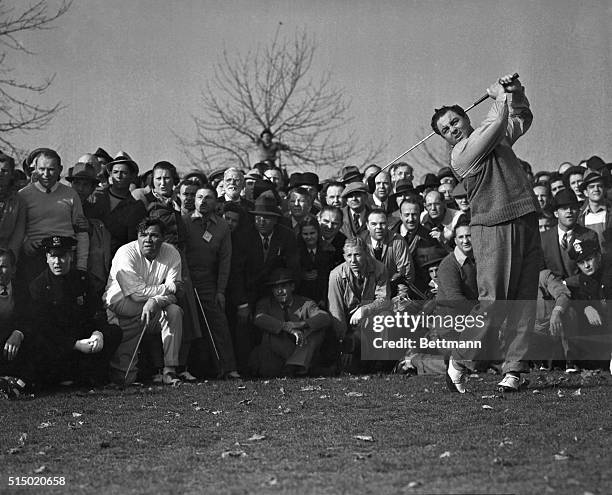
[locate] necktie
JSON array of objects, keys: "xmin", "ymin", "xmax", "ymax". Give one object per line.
[
  {"xmin": 373, "ymin": 243, "xmax": 383, "ymax": 261},
  {"xmin": 309, "ymin": 249, "xmax": 316, "ymax": 263},
  {"xmin": 263, "ymin": 236, "xmax": 270, "ymax": 251},
  {"xmin": 353, "ymin": 212, "xmax": 360, "ymax": 230},
  {"xmin": 282, "ymin": 304, "xmax": 291, "ymax": 322},
  {"xmin": 561, "ymin": 232, "xmax": 568, "ymax": 250}
]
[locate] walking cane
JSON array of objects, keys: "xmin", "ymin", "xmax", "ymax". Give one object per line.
[
  {"xmin": 193, "ymin": 288, "xmax": 221, "ymax": 363},
  {"xmin": 124, "ymin": 321, "xmax": 149, "ymax": 386},
  {"xmin": 379, "ymin": 73, "xmax": 519, "ymax": 173}
]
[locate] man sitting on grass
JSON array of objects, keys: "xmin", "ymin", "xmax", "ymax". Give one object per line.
[{"xmin": 249, "ymin": 268, "xmax": 331, "ymax": 377}]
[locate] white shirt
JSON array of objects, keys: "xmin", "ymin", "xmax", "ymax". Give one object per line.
[{"xmin": 103, "ymin": 240, "xmax": 182, "ymax": 320}]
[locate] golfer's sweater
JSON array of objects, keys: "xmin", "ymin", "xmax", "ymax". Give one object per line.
[
  {"xmin": 450, "ymin": 91, "xmax": 539, "ymax": 226},
  {"xmin": 18, "ymin": 182, "xmax": 89, "ymax": 270}
]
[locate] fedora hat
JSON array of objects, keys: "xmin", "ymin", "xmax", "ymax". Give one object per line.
[
  {"xmin": 341, "ymin": 181, "xmax": 368, "ymax": 198},
  {"xmin": 265, "ymin": 267, "xmax": 295, "ymax": 286},
  {"xmin": 296, "ymin": 172, "xmax": 320, "ymax": 190},
  {"xmin": 579, "ymin": 169, "xmax": 610, "ymax": 191},
  {"xmin": 389, "ymin": 179, "xmax": 416, "ymax": 202},
  {"xmin": 551, "ymin": 188, "xmax": 581, "ymax": 210},
  {"xmin": 339, "ymin": 165, "xmax": 363, "ymax": 184},
  {"xmin": 415, "ymin": 173, "xmax": 440, "ymax": 193},
  {"xmin": 437, "ymin": 167, "xmax": 455, "ymax": 180},
  {"xmin": 249, "ymin": 194, "xmax": 282, "ymax": 217},
  {"xmin": 105, "ymin": 152, "xmax": 139, "ymax": 176},
  {"xmin": 65, "ymin": 162, "xmax": 98, "ymax": 183}
]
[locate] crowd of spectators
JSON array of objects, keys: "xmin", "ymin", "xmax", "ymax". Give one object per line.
[{"xmin": 0, "ymin": 140, "xmax": 610, "ymax": 399}]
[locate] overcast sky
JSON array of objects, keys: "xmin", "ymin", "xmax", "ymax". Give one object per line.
[{"xmin": 9, "ymin": 0, "xmax": 611, "ymax": 180}]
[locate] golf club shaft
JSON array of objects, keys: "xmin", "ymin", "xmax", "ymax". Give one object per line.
[
  {"xmin": 381, "ymin": 73, "xmax": 519, "ymax": 172},
  {"xmin": 124, "ymin": 321, "xmax": 149, "ymax": 385},
  {"xmin": 194, "ymin": 288, "xmax": 221, "ymax": 363}
]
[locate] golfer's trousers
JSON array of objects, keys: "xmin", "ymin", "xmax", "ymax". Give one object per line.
[{"xmin": 454, "ymin": 213, "xmax": 542, "ymax": 375}]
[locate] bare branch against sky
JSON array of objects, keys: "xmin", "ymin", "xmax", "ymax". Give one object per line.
[
  {"xmin": 0, "ymin": 0, "xmax": 71, "ymax": 157},
  {"xmin": 178, "ymin": 28, "xmax": 384, "ymax": 173}
]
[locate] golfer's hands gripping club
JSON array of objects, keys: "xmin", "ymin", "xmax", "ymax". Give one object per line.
[{"xmin": 487, "ymin": 73, "xmax": 521, "ymax": 99}]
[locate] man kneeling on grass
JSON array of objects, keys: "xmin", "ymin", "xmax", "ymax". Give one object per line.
[
  {"xmin": 249, "ymin": 268, "xmax": 331, "ymax": 377},
  {"xmin": 103, "ymin": 218, "xmax": 184, "ymax": 385},
  {"xmin": 1, "ymin": 237, "xmax": 121, "ymax": 396}
]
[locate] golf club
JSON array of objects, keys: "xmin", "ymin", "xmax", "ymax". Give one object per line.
[
  {"xmin": 193, "ymin": 288, "xmax": 221, "ymax": 363},
  {"xmin": 380, "ymin": 73, "xmax": 519, "ymax": 172}
]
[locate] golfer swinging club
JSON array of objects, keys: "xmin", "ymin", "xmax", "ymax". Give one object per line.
[{"xmin": 430, "ymin": 73, "xmax": 541, "ymax": 393}]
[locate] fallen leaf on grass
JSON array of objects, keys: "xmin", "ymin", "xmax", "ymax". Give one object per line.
[
  {"xmin": 439, "ymin": 451, "xmax": 451, "ymax": 458},
  {"xmin": 212, "ymin": 410, "xmax": 222, "ymax": 415},
  {"xmin": 238, "ymin": 398, "xmax": 252, "ymax": 405},
  {"xmin": 67, "ymin": 421, "xmax": 84, "ymax": 429},
  {"xmin": 18, "ymin": 433, "xmax": 27, "ymax": 446},
  {"xmin": 237, "ymin": 385, "xmax": 246, "ymax": 390},
  {"xmin": 319, "ymin": 395, "xmax": 329, "ymax": 399},
  {"xmin": 482, "ymin": 405, "xmax": 493, "ymax": 410},
  {"xmin": 266, "ymin": 477, "xmax": 278, "ymax": 486},
  {"xmin": 557, "ymin": 390, "xmax": 565, "ymax": 398},
  {"xmin": 499, "ymin": 439, "xmax": 513, "ymax": 447},
  {"xmin": 554, "ymin": 453, "xmax": 570, "ymax": 461},
  {"xmin": 9, "ymin": 448, "xmax": 21, "ymax": 454},
  {"xmin": 393, "ymin": 393, "xmax": 405, "ymax": 398},
  {"xmin": 72, "ymin": 412, "xmax": 82, "ymax": 418},
  {"xmin": 37, "ymin": 422, "xmax": 54, "ymax": 429},
  {"xmin": 572, "ymin": 388, "xmax": 581, "ymax": 396},
  {"xmin": 246, "ymin": 434, "xmax": 266, "ymax": 442},
  {"xmin": 532, "ymin": 389, "xmax": 541, "ymax": 394},
  {"xmin": 345, "ymin": 392, "xmax": 364, "ymax": 397},
  {"xmin": 34, "ymin": 466, "xmax": 47, "ymax": 473},
  {"xmin": 354, "ymin": 435, "xmax": 374, "ymax": 442},
  {"xmin": 221, "ymin": 450, "xmax": 247, "ymax": 459},
  {"xmin": 481, "ymin": 394, "xmax": 496, "ymax": 399},
  {"xmin": 279, "ymin": 387, "xmax": 285, "ymax": 395},
  {"xmin": 300, "ymin": 385, "xmax": 322, "ymax": 392},
  {"xmin": 405, "ymin": 481, "xmax": 422, "ymax": 489}
]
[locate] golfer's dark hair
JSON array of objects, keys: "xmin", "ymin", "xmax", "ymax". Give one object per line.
[
  {"xmin": 431, "ymin": 105, "xmax": 468, "ymax": 135},
  {"xmin": 533, "ymin": 181, "xmax": 551, "ymax": 195},
  {"xmin": 0, "ymin": 247, "xmax": 16, "ymax": 267},
  {"xmin": 137, "ymin": 217, "xmax": 166, "ymax": 236},
  {"xmin": 319, "ymin": 205, "xmax": 344, "ymax": 222}
]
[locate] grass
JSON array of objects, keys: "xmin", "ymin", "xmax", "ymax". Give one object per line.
[{"xmin": 1, "ymin": 370, "xmax": 611, "ymax": 495}]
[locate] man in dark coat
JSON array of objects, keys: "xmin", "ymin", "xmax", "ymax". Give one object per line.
[{"xmin": 27, "ymin": 236, "xmax": 121, "ymax": 387}]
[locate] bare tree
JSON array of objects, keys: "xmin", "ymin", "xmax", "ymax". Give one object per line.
[
  {"xmin": 179, "ymin": 29, "xmax": 384, "ymax": 172},
  {"xmin": 0, "ymin": 0, "xmax": 71, "ymax": 156}
]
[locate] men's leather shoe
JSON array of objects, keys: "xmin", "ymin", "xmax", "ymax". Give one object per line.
[
  {"xmin": 497, "ymin": 373, "xmax": 520, "ymax": 392},
  {"xmin": 446, "ymin": 357, "xmax": 468, "ymax": 393}
]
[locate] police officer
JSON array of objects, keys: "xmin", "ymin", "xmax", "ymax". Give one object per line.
[{"xmin": 28, "ymin": 236, "xmax": 121, "ymax": 387}]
